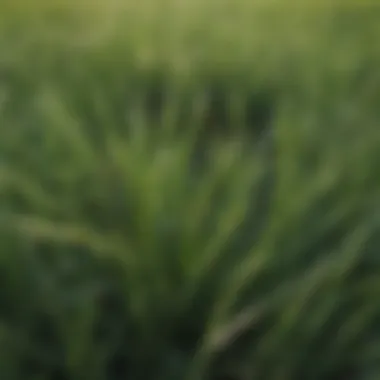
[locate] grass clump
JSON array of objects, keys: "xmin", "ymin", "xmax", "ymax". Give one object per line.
[{"xmin": 1, "ymin": 1, "xmax": 380, "ymax": 379}]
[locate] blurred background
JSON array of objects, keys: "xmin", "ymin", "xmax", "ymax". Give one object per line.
[{"xmin": 0, "ymin": 1, "xmax": 380, "ymax": 379}]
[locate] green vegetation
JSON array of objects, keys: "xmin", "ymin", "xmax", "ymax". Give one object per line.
[{"xmin": 1, "ymin": 1, "xmax": 380, "ymax": 379}]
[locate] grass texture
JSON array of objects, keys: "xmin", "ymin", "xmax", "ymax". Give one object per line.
[{"xmin": 1, "ymin": 1, "xmax": 380, "ymax": 379}]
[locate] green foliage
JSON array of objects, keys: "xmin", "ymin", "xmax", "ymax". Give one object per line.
[{"xmin": 1, "ymin": 1, "xmax": 380, "ymax": 379}]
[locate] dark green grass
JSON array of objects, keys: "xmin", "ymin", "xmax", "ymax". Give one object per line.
[{"xmin": 1, "ymin": 1, "xmax": 380, "ymax": 379}]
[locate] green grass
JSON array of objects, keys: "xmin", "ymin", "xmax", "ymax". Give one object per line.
[{"xmin": 1, "ymin": 1, "xmax": 380, "ymax": 379}]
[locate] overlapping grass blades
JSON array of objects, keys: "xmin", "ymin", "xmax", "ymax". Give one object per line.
[{"xmin": 1, "ymin": 1, "xmax": 380, "ymax": 379}]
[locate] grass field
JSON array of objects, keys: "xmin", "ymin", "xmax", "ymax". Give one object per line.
[{"xmin": 1, "ymin": 1, "xmax": 380, "ymax": 379}]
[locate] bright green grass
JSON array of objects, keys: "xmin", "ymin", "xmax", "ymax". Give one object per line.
[{"xmin": 1, "ymin": 1, "xmax": 380, "ymax": 379}]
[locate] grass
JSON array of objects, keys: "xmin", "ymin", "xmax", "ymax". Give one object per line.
[{"xmin": 0, "ymin": 1, "xmax": 380, "ymax": 379}]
